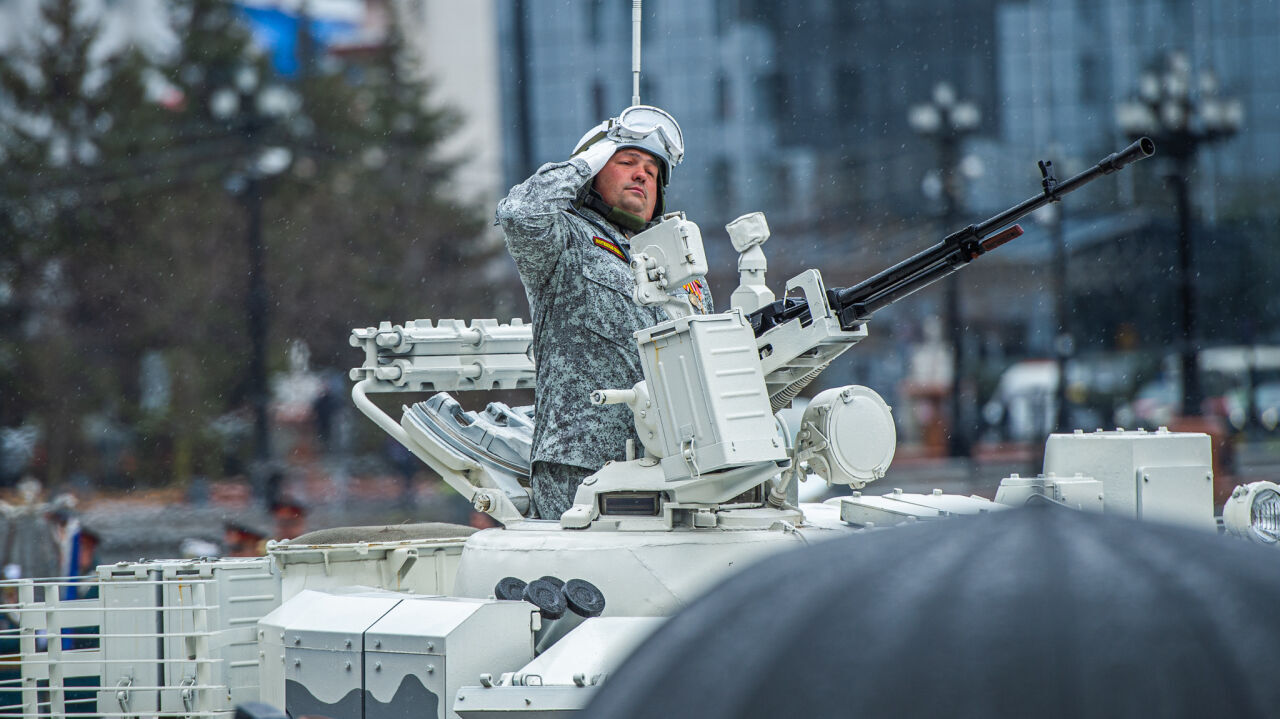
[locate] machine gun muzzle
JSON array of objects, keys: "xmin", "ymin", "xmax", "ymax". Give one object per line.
[
  {"xmin": 748, "ymin": 139, "xmax": 1156, "ymax": 335},
  {"xmin": 1096, "ymin": 137, "xmax": 1156, "ymax": 174}
]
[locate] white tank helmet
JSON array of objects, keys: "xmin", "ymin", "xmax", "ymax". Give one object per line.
[{"xmin": 572, "ymin": 105, "xmax": 685, "ymax": 218}]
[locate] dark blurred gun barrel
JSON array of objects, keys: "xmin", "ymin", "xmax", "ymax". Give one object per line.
[
  {"xmin": 1048, "ymin": 137, "xmax": 1155, "ymax": 199},
  {"xmin": 969, "ymin": 136, "xmax": 1154, "ymax": 243}
]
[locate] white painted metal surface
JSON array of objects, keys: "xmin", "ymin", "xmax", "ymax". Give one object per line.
[
  {"xmin": 270, "ymin": 535, "xmax": 468, "ymax": 599},
  {"xmin": 727, "ymin": 212, "xmax": 775, "ymax": 314},
  {"xmin": 633, "ymin": 312, "xmax": 787, "ymax": 479},
  {"xmin": 1042, "ymin": 428, "xmax": 1215, "ymax": 531},
  {"xmin": 995, "ymin": 474, "xmax": 1106, "ymax": 512},
  {"xmin": 274, "ymin": 589, "xmax": 401, "ymax": 712},
  {"xmin": 367, "ymin": 595, "xmax": 535, "ymax": 719},
  {"xmin": 451, "ymin": 524, "xmax": 824, "ymax": 617},
  {"xmin": 840, "ymin": 489, "xmax": 1006, "ymax": 527},
  {"xmin": 628, "ymin": 214, "xmax": 708, "ymax": 320},
  {"xmin": 796, "ymin": 385, "xmax": 896, "ymax": 487},
  {"xmin": 453, "ymin": 617, "xmax": 664, "ymax": 718},
  {"xmin": 0, "ymin": 557, "xmax": 279, "ymax": 719}
]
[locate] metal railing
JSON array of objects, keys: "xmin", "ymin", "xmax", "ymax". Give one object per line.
[{"xmin": 0, "ymin": 558, "xmax": 280, "ymax": 719}]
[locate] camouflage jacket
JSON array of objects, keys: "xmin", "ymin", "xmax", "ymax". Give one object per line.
[{"xmin": 497, "ymin": 159, "xmax": 711, "ymax": 470}]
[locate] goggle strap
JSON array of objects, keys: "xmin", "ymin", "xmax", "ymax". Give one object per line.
[{"xmin": 575, "ymin": 129, "xmax": 609, "ymax": 156}]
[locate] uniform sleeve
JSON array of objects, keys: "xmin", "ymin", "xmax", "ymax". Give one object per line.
[{"xmin": 496, "ymin": 159, "xmax": 594, "ymax": 295}]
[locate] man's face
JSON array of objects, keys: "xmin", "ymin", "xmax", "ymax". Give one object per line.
[{"xmin": 593, "ymin": 148, "xmax": 661, "ymax": 222}]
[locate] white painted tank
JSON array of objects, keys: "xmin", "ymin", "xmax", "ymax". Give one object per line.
[{"xmin": 452, "ymin": 520, "xmax": 820, "ymax": 615}]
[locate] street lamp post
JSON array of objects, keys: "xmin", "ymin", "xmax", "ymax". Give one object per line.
[
  {"xmin": 1117, "ymin": 51, "xmax": 1243, "ymax": 417},
  {"xmin": 211, "ymin": 67, "xmax": 297, "ymax": 497},
  {"xmin": 1037, "ymin": 200, "xmax": 1073, "ymax": 434},
  {"xmin": 909, "ymin": 82, "xmax": 982, "ymax": 458}
]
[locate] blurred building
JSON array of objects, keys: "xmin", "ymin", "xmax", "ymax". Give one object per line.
[
  {"xmin": 495, "ymin": 0, "xmax": 1005, "ymax": 231},
  {"xmin": 396, "ymin": 0, "xmax": 504, "ymax": 209},
  {"xmin": 768, "ymin": 1, "xmax": 1002, "ymax": 222},
  {"xmin": 990, "ymin": 0, "xmax": 1279, "ymax": 221},
  {"xmin": 497, "ymin": 0, "xmax": 793, "ymax": 234},
  {"xmin": 980, "ymin": 0, "xmax": 1279, "ymax": 354}
]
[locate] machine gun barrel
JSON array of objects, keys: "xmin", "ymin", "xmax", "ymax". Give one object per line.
[
  {"xmin": 964, "ymin": 137, "xmax": 1155, "ymax": 242},
  {"xmin": 829, "ymin": 223, "xmax": 1025, "ymax": 327},
  {"xmin": 748, "ymin": 138, "xmax": 1155, "ymax": 335}
]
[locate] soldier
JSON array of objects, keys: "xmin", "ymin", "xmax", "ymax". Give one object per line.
[
  {"xmin": 223, "ymin": 520, "xmax": 266, "ymax": 557},
  {"xmin": 270, "ymin": 497, "xmax": 307, "ymax": 540},
  {"xmin": 497, "ymin": 105, "xmax": 710, "ymax": 519}
]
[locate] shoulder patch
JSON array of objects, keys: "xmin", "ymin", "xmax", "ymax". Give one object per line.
[{"xmin": 592, "ymin": 235, "xmax": 627, "ymax": 261}]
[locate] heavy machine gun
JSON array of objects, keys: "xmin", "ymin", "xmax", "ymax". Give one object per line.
[{"xmin": 749, "ymin": 137, "xmax": 1155, "ymax": 336}]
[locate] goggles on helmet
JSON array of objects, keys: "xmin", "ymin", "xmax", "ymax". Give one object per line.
[
  {"xmin": 572, "ymin": 105, "xmax": 685, "ymax": 186},
  {"xmin": 612, "ymin": 105, "xmax": 685, "ymax": 167}
]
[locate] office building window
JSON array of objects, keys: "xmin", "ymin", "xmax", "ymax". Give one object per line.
[
  {"xmin": 592, "ymin": 80, "xmax": 606, "ymax": 119},
  {"xmin": 1079, "ymin": 54, "xmax": 1102, "ymax": 104},
  {"xmin": 835, "ymin": 66, "xmax": 860, "ymax": 112},
  {"xmin": 715, "ymin": 0, "xmax": 738, "ymax": 27},
  {"xmin": 712, "ymin": 157, "xmax": 733, "ymax": 218},
  {"xmin": 717, "ymin": 74, "xmax": 731, "ymax": 119},
  {"xmin": 588, "ymin": 0, "xmax": 603, "ymax": 45},
  {"xmin": 762, "ymin": 71, "xmax": 785, "ymax": 121},
  {"xmin": 773, "ymin": 161, "xmax": 791, "ymax": 216},
  {"xmin": 640, "ymin": 77, "xmax": 657, "ymax": 106}
]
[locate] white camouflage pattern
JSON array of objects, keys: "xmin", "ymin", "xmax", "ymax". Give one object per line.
[{"xmin": 497, "ymin": 158, "xmax": 711, "ymax": 516}]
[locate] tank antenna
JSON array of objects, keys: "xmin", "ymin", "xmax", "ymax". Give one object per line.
[{"xmin": 631, "ymin": 0, "xmax": 642, "ymax": 105}]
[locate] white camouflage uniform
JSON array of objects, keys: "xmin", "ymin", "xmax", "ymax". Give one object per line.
[{"xmin": 497, "ymin": 157, "xmax": 711, "ymax": 518}]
